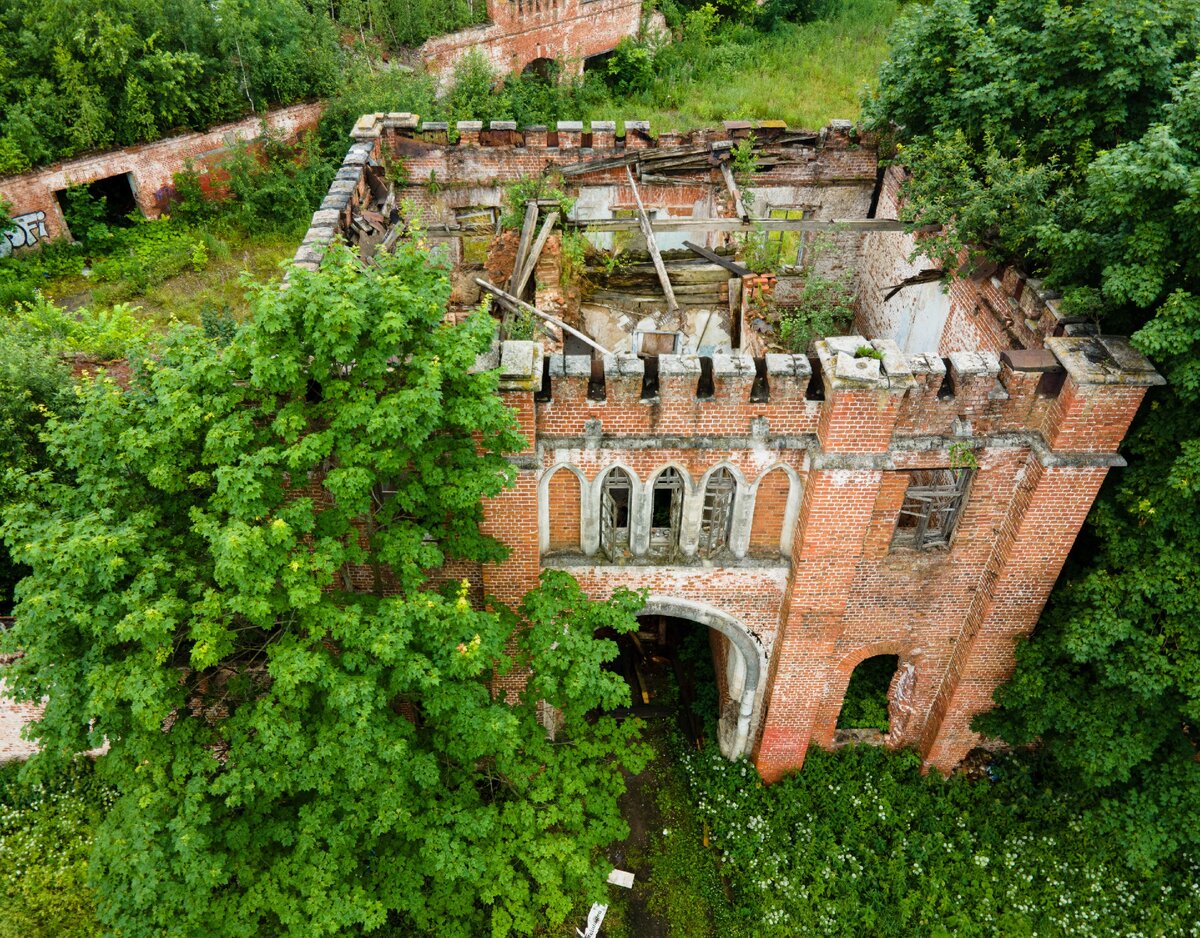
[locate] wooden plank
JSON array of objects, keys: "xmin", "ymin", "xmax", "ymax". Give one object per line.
[
  {"xmin": 513, "ymin": 211, "xmax": 560, "ymax": 298},
  {"xmin": 625, "ymin": 165, "xmax": 679, "ymax": 315},
  {"xmin": 720, "ymin": 162, "xmax": 749, "ymax": 222},
  {"xmin": 682, "ymin": 240, "xmax": 752, "ymax": 277},
  {"xmin": 574, "ymin": 217, "xmax": 907, "ymax": 233},
  {"xmin": 508, "ymin": 201, "xmax": 539, "ymax": 294},
  {"xmin": 475, "ymin": 279, "xmax": 614, "ymax": 357}
]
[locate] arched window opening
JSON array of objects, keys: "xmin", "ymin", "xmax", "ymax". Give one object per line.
[
  {"xmin": 522, "ymin": 57, "xmax": 556, "ymax": 82},
  {"xmin": 600, "ymin": 469, "xmax": 632, "ymax": 560},
  {"xmin": 699, "ymin": 468, "xmax": 736, "ymax": 557},
  {"xmin": 649, "ymin": 468, "xmax": 684, "ymax": 558},
  {"xmin": 836, "ymin": 655, "xmax": 898, "ymax": 742}
]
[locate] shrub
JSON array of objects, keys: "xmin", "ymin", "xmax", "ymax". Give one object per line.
[
  {"xmin": 500, "ymin": 177, "xmax": 576, "ymax": 230},
  {"xmin": 606, "ymin": 37, "xmax": 656, "ymax": 95},
  {"xmin": 0, "ymin": 758, "xmax": 113, "ymax": 938},
  {"xmin": 9, "ymin": 294, "xmax": 149, "ymax": 360},
  {"xmin": 684, "ymin": 745, "xmax": 1200, "ymax": 936},
  {"xmin": 776, "ymin": 274, "xmax": 856, "ymax": 352},
  {"xmin": 683, "ymin": 3, "xmax": 723, "ymax": 44}
]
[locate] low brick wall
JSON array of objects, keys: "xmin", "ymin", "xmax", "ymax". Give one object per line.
[{"xmin": 0, "ymin": 102, "xmax": 323, "ymax": 249}]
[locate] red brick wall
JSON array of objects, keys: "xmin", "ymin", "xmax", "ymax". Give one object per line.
[
  {"xmin": 749, "ymin": 468, "xmax": 791, "ymax": 554},
  {"xmin": 0, "ymin": 103, "xmax": 322, "ymax": 244},
  {"xmin": 419, "ymin": 0, "xmax": 644, "ymax": 82},
  {"xmin": 547, "ymin": 467, "xmax": 582, "ymax": 550}
]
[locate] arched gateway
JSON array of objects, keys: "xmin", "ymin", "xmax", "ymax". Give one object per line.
[{"xmin": 639, "ymin": 596, "xmax": 766, "ymax": 760}]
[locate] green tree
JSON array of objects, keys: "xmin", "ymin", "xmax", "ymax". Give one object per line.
[
  {"xmin": 975, "ymin": 67, "xmax": 1200, "ymax": 871},
  {"xmin": 0, "ymin": 330, "xmax": 79, "ymax": 612},
  {"xmin": 868, "ymin": 0, "xmax": 1200, "ymax": 868},
  {"xmin": 863, "ymin": 0, "xmax": 1200, "ymax": 269},
  {"xmin": 1, "ymin": 239, "xmax": 647, "ymax": 935}
]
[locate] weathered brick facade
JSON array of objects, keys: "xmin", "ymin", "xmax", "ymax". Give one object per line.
[
  {"xmin": 419, "ymin": 0, "xmax": 647, "ymax": 84},
  {"xmin": 0, "ymin": 115, "xmax": 1164, "ymax": 780},
  {"xmin": 0, "ymin": 102, "xmax": 322, "ymax": 249}
]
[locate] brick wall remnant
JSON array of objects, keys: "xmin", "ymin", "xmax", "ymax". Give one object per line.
[
  {"xmin": 0, "ymin": 102, "xmax": 323, "ymax": 246},
  {"xmin": 419, "ymin": 0, "xmax": 650, "ymax": 87}
]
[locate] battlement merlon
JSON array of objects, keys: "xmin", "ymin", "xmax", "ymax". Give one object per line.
[{"xmin": 525, "ymin": 335, "xmax": 1163, "ymax": 460}]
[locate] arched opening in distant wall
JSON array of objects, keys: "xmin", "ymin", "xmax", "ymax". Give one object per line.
[
  {"xmin": 55, "ymin": 172, "xmax": 140, "ymax": 236},
  {"xmin": 522, "ymin": 57, "xmax": 557, "ymax": 82}
]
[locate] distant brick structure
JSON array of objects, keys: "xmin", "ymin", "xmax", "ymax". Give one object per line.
[
  {"xmin": 1, "ymin": 115, "xmax": 1163, "ymax": 780},
  {"xmin": 0, "ymin": 102, "xmax": 322, "ymax": 249},
  {"xmin": 420, "ymin": 0, "xmax": 646, "ymax": 83}
]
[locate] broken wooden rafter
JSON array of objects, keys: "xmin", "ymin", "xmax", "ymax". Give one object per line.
[
  {"xmin": 475, "ymin": 279, "xmax": 614, "ymax": 357},
  {"xmin": 719, "ymin": 162, "xmax": 750, "ymax": 222},
  {"xmin": 682, "ymin": 241, "xmax": 752, "ymax": 278},
  {"xmin": 625, "ymin": 165, "xmax": 679, "ymax": 317},
  {"xmin": 882, "ymin": 268, "xmax": 945, "ymax": 301},
  {"xmin": 512, "ymin": 211, "xmax": 559, "ymax": 299},
  {"xmin": 573, "ymin": 217, "xmax": 906, "ymax": 233}
]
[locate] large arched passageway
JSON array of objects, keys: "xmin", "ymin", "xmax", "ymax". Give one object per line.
[{"xmin": 612, "ymin": 597, "xmax": 764, "ymax": 760}]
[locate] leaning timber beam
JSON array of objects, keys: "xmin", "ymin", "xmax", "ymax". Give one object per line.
[
  {"xmin": 508, "ymin": 201, "xmax": 539, "ymax": 294},
  {"xmin": 719, "ymin": 162, "xmax": 750, "ymax": 222},
  {"xmin": 625, "ymin": 165, "xmax": 679, "ymax": 316},
  {"xmin": 682, "ymin": 240, "xmax": 752, "ymax": 277},
  {"xmin": 572, "ymin": 218, "xmax": 908, "ymax": 233},
  {"xmin": 512, "ymin": 212, "xmax": 560, "ymax": 299},
  {"xmin": 475, "ymin": 279, "xmax": 614, "ymax": 357}
]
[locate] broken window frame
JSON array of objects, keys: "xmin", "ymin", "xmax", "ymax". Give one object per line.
[
  {"xmin": 600, "ymin": 469, "xmax": 633, "ymax": 560},
  {"xmin": 699, "ymin": 468, "xmax": 737, "ymax": 558},
  {"xmin": 891, "ymin": 468, "xmax": 972, "ymax": 551},
  {"xmin": 455, "ymin": 205, "xmax": 500, "ymax": 267},
  {"xmin": 649, "ymin": 468, "xmax": 685, "ymax": 558},
  {"xmin": 765, "ymin": 206, "xmax": 807, "ymax": 270}
]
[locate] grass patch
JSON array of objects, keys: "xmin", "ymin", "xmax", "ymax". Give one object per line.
[
  {"xmin": 601, "ymin": 726, "xmax": 734, "ymax": 938},
  {"xmin": 593, "ymin": 0, "xmax": 899, "ymax": 131},
  {"xmin": 120, "ymin": 231, "xmax": 298, "ymax": 328}
]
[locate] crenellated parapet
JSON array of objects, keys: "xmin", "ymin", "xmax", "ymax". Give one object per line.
[{"xmin": 532, "ymin": 333, "xmax": 1163, "ymax": 459}]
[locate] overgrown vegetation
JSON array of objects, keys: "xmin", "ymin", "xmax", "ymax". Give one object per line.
[
  {"xmin": 836, "ymin": 656, "xmax": 893, "ymax": 730},
  {"xmin": 0, "ymin": 759, "xmax": 112, "ymax": 938},
  {"xmin": 1, "ymin": 240, "xmax": 649, "ymax": 936},
  {"xmin": 685, "ymin": 745, "xmax": 1200, "ymax": 936}
]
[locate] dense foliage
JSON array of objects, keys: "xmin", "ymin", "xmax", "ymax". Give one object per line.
[
  {"xmin": 1, "ymin": 240, "xmax": 648, "ymax": 935},
  {"xmin": 0, "ymin": 759, "xmax": 112, "ymax": 938},
  {"xmin": 867, "ymin": 0, "xmax": 1200, "ymax": 869},
  {"xmin": 688, "ymin": 745, "xmax": 1200, "ymax": 936},
  {"xmin": 0, "ymin": 0, "xmax": 342, "ymax": 173}
]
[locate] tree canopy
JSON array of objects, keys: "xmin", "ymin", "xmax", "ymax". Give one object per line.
[
  {"xmin": 867, "ymin": 0, "xmax": 1200, "ymax": 869},
  {"xmin": 1, "ymin": 240, "xmax": 647, "ymax": 935}
]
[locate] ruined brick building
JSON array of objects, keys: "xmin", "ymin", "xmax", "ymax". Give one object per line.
[
  {"xmin": 0, "ymin": 114, "xmax": 1163, "ymax": 776},
  {"xmin": 290, "ymin": 113, "xmax": 1162, "ymax": 782}
]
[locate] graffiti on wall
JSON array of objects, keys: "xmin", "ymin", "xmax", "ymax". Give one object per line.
[{"xmin": 0, "ymin": 210, "xmax": 48, "ymax": 257}]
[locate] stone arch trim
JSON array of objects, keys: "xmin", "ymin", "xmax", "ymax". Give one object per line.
[
  {"xmin": 695, "ymin": 461, "xmax": 751, "ymax": 559},
  {"xmin": 640, "ymin": 595, "xmax": 765, "ymax": 760},
  {"xmin": 538, "ymin": 463, "xmax": 588, "ymax": 554},
  {"xmin": 587, "ymin": 463, "xmax": 641, "ymax": 557},
  {"xmin": 636, "ymin": 463, "xmax": 693, "ymax": 556}
]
